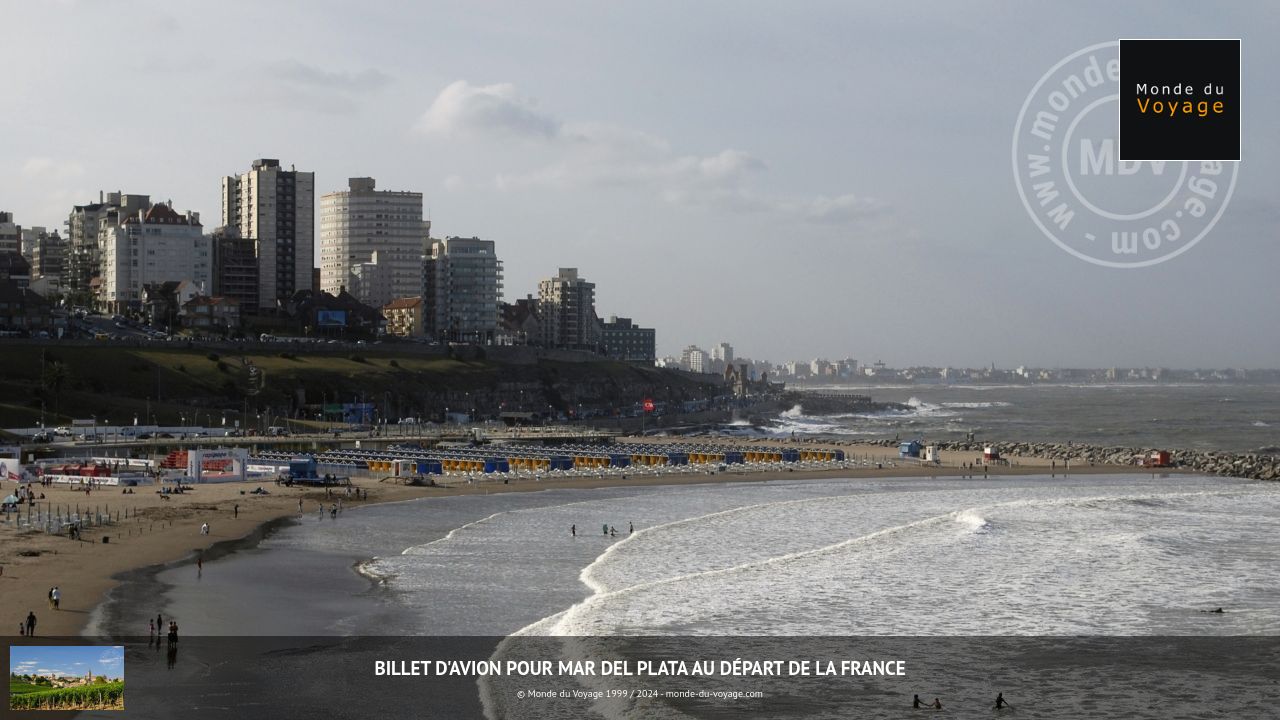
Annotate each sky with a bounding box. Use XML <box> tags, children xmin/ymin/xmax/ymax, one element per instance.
<box><xmin>1</xmin><ymin>1</ymin><xmax>1277</xmax><ymax>368</ymax></box>
<box><xmin>10</xmin><ymin>646</ymin><xmax>124</xmax><ymax>680</ymax></box>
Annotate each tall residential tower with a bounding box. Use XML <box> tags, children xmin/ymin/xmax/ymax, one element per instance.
<box><xmin>319</xmin><ymin>177</ymin><xmax>427</xmax><ymax>309</ymax></box>
<box><xmin>221</xmin><ymin>159</ymin><xmax>314</xmax><ymax>312</ymax></box>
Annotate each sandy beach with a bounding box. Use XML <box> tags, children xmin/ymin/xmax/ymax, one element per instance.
<box><xmin>0</xmin><ymin>437</ymin><xmax>1169</xmax><ymax>638</ymax></box>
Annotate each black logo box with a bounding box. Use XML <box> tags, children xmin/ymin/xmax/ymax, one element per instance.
<box><xmin>1119</xmin><ymin>38</ymin><xmax>1241</xmax><ymax>161</ymax></box>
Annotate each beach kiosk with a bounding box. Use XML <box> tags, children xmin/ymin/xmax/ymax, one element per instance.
<box><xmin>899</xmin><ymin>440</ymin><xmax>923</xmax><ymax>459</ymax></box>
<box><xmin>983</xmin><ymin>446</ymin><xmax>1000</xmax><ymax>463</ymax></box>
<box><xmin>1147</xmin><ymin>450</ymin><xmax>1171</xmax><ymax>468</ymax></box>
<box><xmin>922</xmin><ymin>445</ymin><xmax>941</xmax><ymax>463</ymax></box>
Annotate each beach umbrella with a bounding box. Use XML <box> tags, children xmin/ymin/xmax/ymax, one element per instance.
<box><xmin>2</xmin><ymin>495</ymin><xmax>17</xmax><ymax>504</ymax></box>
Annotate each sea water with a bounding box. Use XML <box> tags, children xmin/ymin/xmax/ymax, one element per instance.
<box><xmin>356</xmin><ymin>473</ymin><xmax>1280</xmax><ymax>637</ymax></box>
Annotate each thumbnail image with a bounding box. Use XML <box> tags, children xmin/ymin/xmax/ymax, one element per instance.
<box><xmin>9</xmin><ymin>646</ymin><xmax>124</xmax><ymax>711</ymax></box>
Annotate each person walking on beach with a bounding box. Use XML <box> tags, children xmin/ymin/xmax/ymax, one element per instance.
<box><xmin>298</xmin><ymin>499</ymin><xmax>303</xmax><ymax>514</ymax></box>
<box><xmin>200</xmin><ymin>522</ymin><xmax>209</xmax><ymax>535</ymax></box>
<box><xmin>150</xmin><ymin>618</ymin><xmax>155</xmax><ymax>637</ymax></box>
<box><xmin>234</xmin><ymin>504</ymin><xmax>239</xmax><ymax>518</ymax></box>
<box><xmin>51</xmin><ymin>586</ymin><xmax>60</xmax><ymax>610</ymax></box>
<box><xmin>25</xmin><ymin>611</ymin><xmax>36</xmax><ymax>637</ymax></box>
<box><xmin>47</xmin><ymin>587</ymin><xmax>54</xmax><ymax>609</ymax></box>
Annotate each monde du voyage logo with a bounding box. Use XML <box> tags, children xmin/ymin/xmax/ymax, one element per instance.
<box><xmin>1012</xmin><ymin>40</ymin><xmax>1240</xmax><ymax>268</ymax></box>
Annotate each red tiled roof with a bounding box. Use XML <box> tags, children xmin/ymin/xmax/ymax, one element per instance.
<box><xmin>383</xmin><ymin>296</ymin><xmax>423</xmax><ymax>310</ymax></box>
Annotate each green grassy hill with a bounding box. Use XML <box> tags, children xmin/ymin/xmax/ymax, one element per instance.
<box><xmin>1</xmin><ymin>342</ymin><xmax>719</xmax><ymax>428</ymax></box>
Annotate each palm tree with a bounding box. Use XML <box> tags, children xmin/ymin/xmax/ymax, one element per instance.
<box><xmin>41</xmin><ymin>359</ymin><xmax>71</xmax><ymax>421</ymax></box>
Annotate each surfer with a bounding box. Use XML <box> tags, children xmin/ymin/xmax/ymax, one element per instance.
<box><xmin>995</xmin><ymin>692</ymin><xmax>1011</xmax><ymax>709</ymax></box>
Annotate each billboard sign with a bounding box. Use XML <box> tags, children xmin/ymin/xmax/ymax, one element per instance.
<box><xmin>316</xmin><ymin>310</ymin><xmax>347</xmax><ymax>328</ymax></box>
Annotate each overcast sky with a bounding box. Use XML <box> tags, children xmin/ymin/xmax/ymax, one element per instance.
<box><xmin>3</xmin><ymin>1</ymin><xmax>1276</xmax><ymax>367</ymax></box>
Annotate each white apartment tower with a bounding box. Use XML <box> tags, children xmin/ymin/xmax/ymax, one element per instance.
<box><xmin>319</xmin><ymin>177</ymin><xmax>427</xmax><ymax>309</ymax></box>
<box><xmin>99</xmin><ymin>203</ymin><xmax>211</xmax><ymax>313</ymax></box>
<box><xmin>221</xmin><ymin>159</ymin><xmax>314</xmax><ymax>311</ymax></box>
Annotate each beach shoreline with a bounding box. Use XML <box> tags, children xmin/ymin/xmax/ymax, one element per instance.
<box><xmin>1</xmin><ymin>437</ymin><xmax>1189</xmax><ymax>639</ymax></box>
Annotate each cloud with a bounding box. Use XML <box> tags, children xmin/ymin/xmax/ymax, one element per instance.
<box><xmin>420</xmin><ymin>80</ymin><xmax>889</xmax><ymax>228</ymax></box>
<box><xmin>22</xmin><ymin>157</ymin><xmax>85</xmax><ymax>180</ymax></box>
<box><xmin>416</xmin><ymin>80</ymin><xmax>560</xmax><ymax>139</ymax></box>
<box><xmin>228</xmin><ymin>60</ymin><xmax>392</xmax><ymax>116</ymax></box>
<box><xmin>273</xmin><ymin>61</ymin><xmax>392</xmax><ymax>93</ymax></box>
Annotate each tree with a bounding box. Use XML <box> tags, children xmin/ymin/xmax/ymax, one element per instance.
<box><xmin>41</xmin><ymin>358</ymin><xmax>72</xmax><ymax>420</ymax></box>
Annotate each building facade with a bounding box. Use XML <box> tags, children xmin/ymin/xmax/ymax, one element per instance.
<box><xmin>66</xmin><ymin>192</ymin><xmax>152</xmax><ymax>297</ymax></box>
<box><xmin>537</xmin><ymin>267</ymin><xmax>598</xmax><ymax>350</ymax></box>
<box><xmin>221</xmin><ymin>159</ymin><xmax>314</xmax><ymax>312</ymax></box>
<box><xmin>319</xmin><ymin>177</ymin><xmax>426</xmax><ymax>309</ymax></box>
<box><xmin>0</xmin><ymin>211</ymin><xmax>19</xmax><ymax>254</ymax></box>
<box><xmin>600</xmin><ymin>316</ymin><xmax>656</xmax><ymax>362</ymax></box>
<box><xmin>423</xmin><ymin>236</ymin><xmax>502</xmax><ymax>343</ymax></box>
<box><xmin>382</xmin><ymin>296</ymin><xmax>425</xmax><ymax>337</ymax></box>
<box><xmin>99</xmin><ymin>204</ymin><xmax>211</xmax><ymax>313</ymax></box>
<box><xmin>210</xmin><ymin>226</ymin><xmax>260</xmax><ymax>312</ymax></box>
<box><xmin>23</xmin><ymin>227</ymin><xmax>65</xmax><ymax>283</ymax></box>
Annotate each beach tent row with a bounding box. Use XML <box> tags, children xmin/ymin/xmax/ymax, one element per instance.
<box><xmin>251</xmin><ymin>441</ymin><xmax>845</xmax><ymax>478</ymax></box>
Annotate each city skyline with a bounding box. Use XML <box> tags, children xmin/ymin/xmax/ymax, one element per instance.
<box><xmin>2</xmin><ymin>1</ymin><xmax>1278</xmax><ymax>366</ymax></box>
<box><xmin>9</xmin><ymin>646</ymin><xmax>124</xmax><ymax>681</ymax></box>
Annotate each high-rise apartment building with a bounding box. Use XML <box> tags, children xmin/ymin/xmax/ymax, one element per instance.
<box><xmin>66</xmin><ymin>192</ymin><xmax>152</xmax><ymax>297</ymax></box>
<box><xmin>24</xmin><ymin>227</ymin><xmax>65</xmax><ymax>282</ymax></box>
<box><xmin>711</xmin><ymin>342</ymin><xmax>734</xmax><ymax>364</ymax></box>
<box><xmin>99</xmin><ymin>203</ymin><xmax>211</xmax><ymax>313</ymax></box>
<box><xmin>423</xmin><ymin>236</ymin><xmax>503</xmax><ymax>343</ymax></box>
<box><xmin>319</xmin><ymin>177</ymin><xmax>426</xmax><ymax>309</ymax></box>
<box><xmin>537</xmin><ymin>267</ymin><xmax>598</xmax><ymax>350</ymax></box>
<box><xmin>210</xmin><ymin>226</ymin><xmax>260</xmax><ymax>311</ymax></box>
<box><xmin>221</xmin><ymin>159</ymin><xmax>314</xmax><ymax>312</ymax></box>
<box><xmin>0</xmin><ymin>212</ymin><xmax>20</xmax><ymax>254</ymax></box>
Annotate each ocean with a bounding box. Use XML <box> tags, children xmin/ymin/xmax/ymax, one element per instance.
<box><xmin>754</xmin><ymin>383</ymin><xmax>1280</xmax><ymax>452</ymax></box>
<box><xmin>104</xmin><ymin>472</ymin><xmax>1280</xmax><ymax>638</ymax></box>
